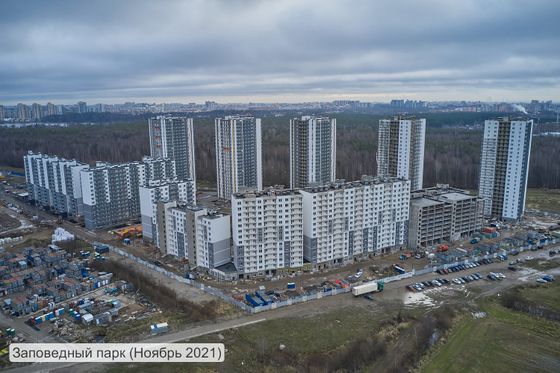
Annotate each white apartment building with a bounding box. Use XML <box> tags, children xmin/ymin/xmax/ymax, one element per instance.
<box><xmin>377</xmin><ymin>116</ymin><xmax>426</xmax><ymax>191</ymax></box>
<box><xmin>196</xmin><ymin>213</ymin><xmax>232</xmax><ymax>270</ymax></box>
<box><xmin>139</xmin><ymin>179</ymin><xmax>196</xmax><ymax>243</ymax></box>
<box><xmin>479</xmin><ymin>118</ymin><xmax>533</xmax><ymax>220</ymax></box>
<box><xmin>80</xmin><ymin>157</ymin><xmax>176</xmax><ymax>230</ymax></box>
<box><xmin>23</xmin><ymin>151</ymin><xmax>88</xmax><ymax>216</ymax></box>
<box><xmin>148</xmin><ymin>116</ymin><xmax>196</xmax><ymax>182</ymax></box>
<box><xmin>289</xmin><ymin>116</ymin><xmax>337</xmax><ymax>189</ymax></box>
<box><xmin>215</xmin><ymin>116</ymin><xmax>262</xmax><ymax>199</ymax></box>
<box><xmin>155</xmin><ymin>201</ymin><xmax>207</xmax><ymax>267</ymax></box>
<box><xmin>300</xmin><ymin>176</ymin><xmax>410</xmax><ymax>267</ymax></box>
<box><xmin>232</xmin><ymin>187</ymin><xmax>304</xmax><ymax>277</ymax></box>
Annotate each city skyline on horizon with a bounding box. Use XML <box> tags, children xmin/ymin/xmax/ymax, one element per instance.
<box><xmin>1</xmin><ymin>96</ymin><xmax>558</xmax><ymax>107</ymax></box>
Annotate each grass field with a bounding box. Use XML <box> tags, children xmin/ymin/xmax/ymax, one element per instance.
<box><xmin>465</xmin><ymin>188</ymin><xmax>560</xmax><ymax>213</ymax></box>
<box><xmin>525</xmin><ymin>188</ymin><xmax>560</xmax><ymax>213</ymax></box>
<box><xmin>523</xmin><ymin>257</ymin><xmax>560</xmax><ymax>272</ymax></box>
<box><xmin>422</xmin><ymin>288</ymin><xmax>560</xmax><ymax>373</ymax></box>
<box><xmin>106</xmin><ymin>306</ymin><xmax>417</xmax><ymax>373</ymax></box>
<box><xmin>513</xmin><ymin>280</ymin><xmax>560</xmax><ymax>313</ymax></box>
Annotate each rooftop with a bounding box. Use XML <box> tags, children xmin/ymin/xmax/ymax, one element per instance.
<box><xmin>302</xmin><ymin>175</ymin><xmax>409</xmax><ymax>193</ymax></box>
<box><xmin>412</xmin><ymin>197</ymin><xmax>443</xmax><ymax>208</ymax></box>
<box><xmin>232</xmin><ymin>185</ymin><xmax>300</xmax><ymax>199</ymax></box>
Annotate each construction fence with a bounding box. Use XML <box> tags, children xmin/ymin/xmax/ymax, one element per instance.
<box><xmin>104</xmin><ymin>238</ymin><xmax>558</xmax><ymax>314</ymax></box>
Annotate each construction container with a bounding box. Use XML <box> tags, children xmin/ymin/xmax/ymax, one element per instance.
<box><xmin>150</xmin><ymin>322</ymin><xmax>169</xmax><ymax>335</ymax></box>
<box><xmin>287</xmin><ymin>282</ymin><xmax>296</xmax><ymax>290</ymax></box>
<box><xmin>393</xmin><ymin>264</ymin><xmax>406</xmax><ymax>274</ymax></box>
<box><xmin>255</xmin><ymin>291</ymin><xmax>270</xmax><ymax>305</ymax></box>
<box><xmin>245</xmin><ymin>293</ymin><xmax>263</xmax><ymax>307</ymax></box>
<box><xmin>82</xmin><ymin>313</ymin><xmax>94</xmax><ymax>325</ymax></box>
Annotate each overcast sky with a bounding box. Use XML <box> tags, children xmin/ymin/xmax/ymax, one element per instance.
<box><xmin>1</xmin><ymin>0</ymin><xmax>559</xmax><ymax>104</ymax></box>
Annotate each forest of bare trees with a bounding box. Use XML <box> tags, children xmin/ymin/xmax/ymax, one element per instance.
<box><xmin>1</xmin><ymin>113</ymin><xmax>559</xmax><ymax>190</ymax></box>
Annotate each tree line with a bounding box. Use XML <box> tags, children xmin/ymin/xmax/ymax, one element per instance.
<box><xmin>1</xmin><ymin>113</ymin><xmax>558</xmax><ymax>190</ymax></box>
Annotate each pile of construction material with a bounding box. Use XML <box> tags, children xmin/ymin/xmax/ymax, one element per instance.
<box><xmin>52</xmin><ymin>228</ymin><xmax>75</xmax><ymax>243</ymax></box>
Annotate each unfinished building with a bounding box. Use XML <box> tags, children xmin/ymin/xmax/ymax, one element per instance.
<box><xmin>408</xmin><ymin>185</ymin><xmax>484</xmax><ymax>249</ymax></box>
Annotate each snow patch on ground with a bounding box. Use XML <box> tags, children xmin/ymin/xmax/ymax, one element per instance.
<box><xmin>403</xmin><ymin>291</ymin><xmax>437</xmax><ymax>308</ymax></box>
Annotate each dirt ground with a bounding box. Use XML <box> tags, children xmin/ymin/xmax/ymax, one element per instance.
<box><xmin>0</xmin><ymin>210</ymin><xmax>20</xmax><ymax>233</ymax></box>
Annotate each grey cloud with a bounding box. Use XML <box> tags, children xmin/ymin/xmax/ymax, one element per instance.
<box><xmin>0</xmin><ymin>0</ymin><xmax>559</xmax><ymax>103</ymax></box>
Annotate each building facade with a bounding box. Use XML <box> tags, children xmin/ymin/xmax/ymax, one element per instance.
<box><xmin>139</xmin><ymin>179</ymin><xmax>196</xmax><ymax>243</ymax></box>
<box><xmin>24</xmin><ymin>152</ymin><xmax>88</xmax><ymax>216</ymax></box>
<box><xmin>196</xmin><ymin>213</ymin><xmax>231</xmax><ymax>270</ymax></box>
<box><xmin>232</xmin><ymin>187</ymin><xmax>304</xmax><ymax>277</ymax></box>
<box><xmin>154</xmin><ymin>201</ymin><xmax>207</xmax><ymax>267</ymax></box>
<box><xmin>215</xmin><ymin>116</ymin><xmax>262</xmax><ymax>199</ymax></box>
<box><xmin>289</xmin><ymin>116</ymin><xmax>337</xmax><ymax>189</ymax></box>
<box><xmin>148</xmin><ymin>116</ymin><xmax>196</xmax><ymax>182</ymax></box>
<box><xmin>300</xmin><ymin>176</ymin><xmax>410</xmax><ymax>267</ymax></box>
<box><xmin>46</xmin><ymin>103</ymin><xmax>58</xmax><ymax>116</ymax></box>
<box><xmin>408</xmin><ymin>185</ymin><xmax>484</xmax><ymax>249</ymax></box>
<box><xmin>377</xmin><ymin>116</ymin><xmax>426</xmax><ymax>191</ymax></box>
<box><xmin>77</xmin><ymin>101</ymin><xmax>87</xmax><ymax>114</ymax></box>
<box><xmin>478</xmin><ymin>118</ymin><xmax>533</xmax><ymax>220</ymax></box>
<box><xmin>80</xmin><ymin>157</ymin><xmax>175</xmax><ymax>230</ymax></box>
<box><xmin>31</xmin><ymin>103</ymin><xmax>43</xmax><ymax>120</ymax></box>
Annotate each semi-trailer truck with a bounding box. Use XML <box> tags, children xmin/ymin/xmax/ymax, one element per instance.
<box><xmin>352</xmin><ymin>280</ymin><xmax>385</xmax><ymax>296</ymax></box>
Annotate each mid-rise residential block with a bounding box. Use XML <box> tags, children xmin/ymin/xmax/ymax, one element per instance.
<box><xmin>80</xmin><ymin>157</ymin><xmax>176</xmax><ymax>230</ymax></box>
<box><xmin>24</xmin><ymin>151</ymin><xmax>88</xmax><ymax>216</ymax></box>
<box><xmin>139</xmin><ymin>179</ymin><xmax>196</xmax><ymax>243</ymax></box>
<box><xmin>155</xmin><ymin>201</ymin><xmax>207</xmax><ymax>267</ymax></box>
<box><xmin>300</xmin><ymin>176</ymin><xmax>410</xmax><ymax>267</ymax></box>
<box><xmin>196</xmin><ymin>212</ymin><xmax>231</xmax><ymax>270</ymax></box>
<box><xmin>232</xmin><ymin>187</ymin><xmax>304</xmax><ymax>277</ymax></box>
